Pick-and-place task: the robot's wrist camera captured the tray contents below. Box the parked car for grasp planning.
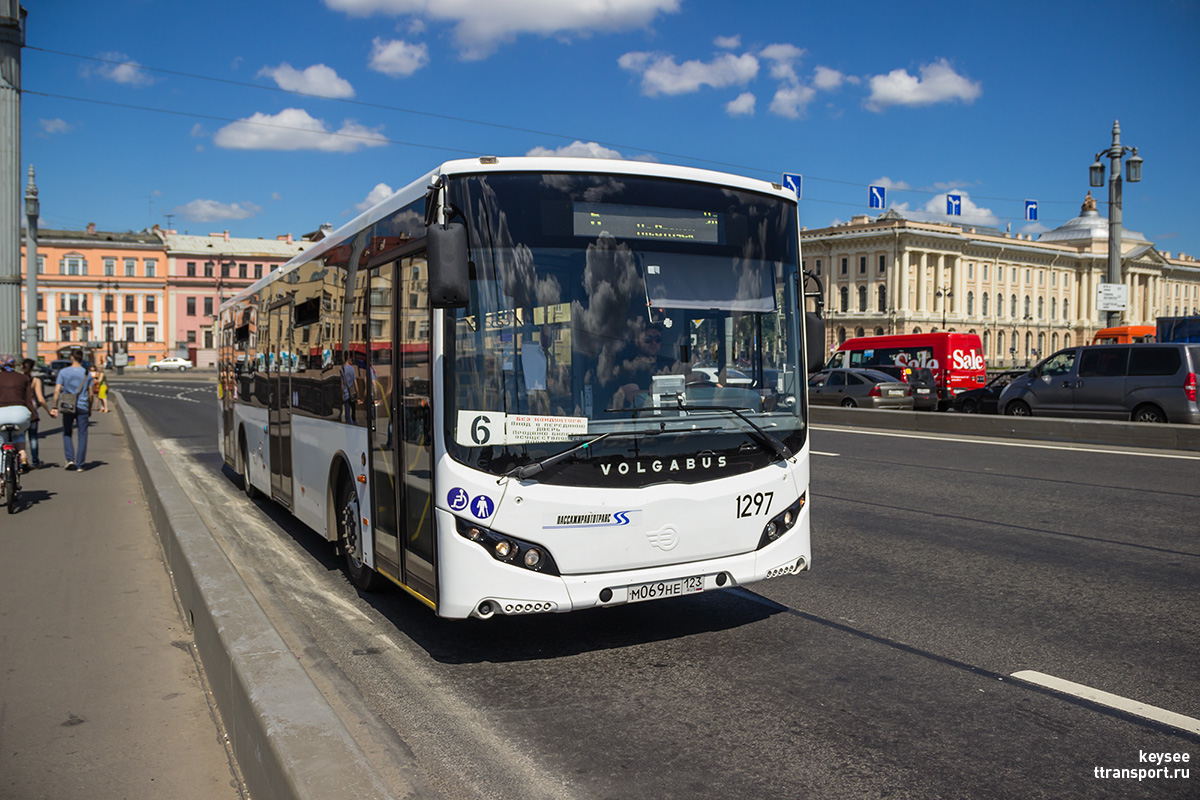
[807,368,914,410]
[873,364,939,411]
[952,370,1027,414]
[44,359,72,382]
[148,356,193,372]
[998,344,1200,423]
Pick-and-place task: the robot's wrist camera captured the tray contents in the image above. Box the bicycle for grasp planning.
[1,421,24,514]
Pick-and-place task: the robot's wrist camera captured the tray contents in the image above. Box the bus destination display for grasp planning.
[573,202,724,244]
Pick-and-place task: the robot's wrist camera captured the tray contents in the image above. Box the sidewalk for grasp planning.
[0,404,242,799]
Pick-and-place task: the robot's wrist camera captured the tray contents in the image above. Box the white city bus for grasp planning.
[217,157,825,619]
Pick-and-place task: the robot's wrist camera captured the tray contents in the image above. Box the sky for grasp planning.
[20,0,1200,258]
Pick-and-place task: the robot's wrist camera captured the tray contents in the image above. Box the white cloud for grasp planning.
[714,35,741,50]
[1021,222,1049,235]
[769,84,815,119]
[893,191,998,227]
[258,63,356,98]
[864,58,981,111]
[812,65,857,92]
[84,52,154,87]
[872,176,911,191]
[368,38,430,77]
[759,43,805,83]
[173,199,264,223]
[39,118,71,135]
[326,0,680,60]
[356,182,396,212]
[526,140,625,159]
[213,108,388,152]
[618,50,758,96]
[726,92,756,117]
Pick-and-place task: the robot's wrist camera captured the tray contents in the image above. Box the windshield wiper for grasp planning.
[505,432,616,480]
[675,397,792,461]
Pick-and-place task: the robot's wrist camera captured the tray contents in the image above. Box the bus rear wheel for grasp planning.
[338,480,383,592]
[240,434,260,499]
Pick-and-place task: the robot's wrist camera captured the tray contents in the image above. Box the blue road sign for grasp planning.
[1024,200,1038,221]
[868,185,886,210]
[782,173,802,198]
[946,194,962,216]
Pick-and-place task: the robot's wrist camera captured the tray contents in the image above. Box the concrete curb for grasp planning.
[116,397,398,800]
[810,406,1200,451]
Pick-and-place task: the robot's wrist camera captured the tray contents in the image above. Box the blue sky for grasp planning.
[22,0,1200,257]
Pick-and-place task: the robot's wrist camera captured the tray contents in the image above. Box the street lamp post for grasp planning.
[97,279,120,371]
[1090,120,1143,329]
[935,286,953,330]
[23,165,38,361]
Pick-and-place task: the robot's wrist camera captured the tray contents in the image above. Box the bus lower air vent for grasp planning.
[474,599,558,618]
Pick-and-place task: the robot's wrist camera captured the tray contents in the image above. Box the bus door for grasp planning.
[366,253,436,603]
[268,299,294,507]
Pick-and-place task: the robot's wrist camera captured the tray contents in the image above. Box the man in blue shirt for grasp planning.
[50,349,94,471]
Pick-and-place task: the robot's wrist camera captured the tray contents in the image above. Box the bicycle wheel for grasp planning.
[4,460,15,514]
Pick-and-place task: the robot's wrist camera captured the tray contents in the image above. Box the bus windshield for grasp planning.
[445,171,805,486]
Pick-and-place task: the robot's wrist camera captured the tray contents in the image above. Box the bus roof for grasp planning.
[220,157,795,313]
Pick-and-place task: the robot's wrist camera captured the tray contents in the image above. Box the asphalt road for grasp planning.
[116,375,1200,799]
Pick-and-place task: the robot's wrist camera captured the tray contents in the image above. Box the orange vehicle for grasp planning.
[1092,325,1155,345]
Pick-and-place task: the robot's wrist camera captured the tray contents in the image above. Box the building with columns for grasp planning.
[801,192,1200,368]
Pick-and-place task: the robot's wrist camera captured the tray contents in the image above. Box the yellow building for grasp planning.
[801,193,1200,367]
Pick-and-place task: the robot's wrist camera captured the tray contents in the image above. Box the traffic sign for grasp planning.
[868,185,886,210]
[1096,282,1128,312]
[946,194,962,216]
[1024,200,1038,221]
[782,173,802,198]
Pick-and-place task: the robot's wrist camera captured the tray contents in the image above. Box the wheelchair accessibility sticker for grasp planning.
[447,487,495,520]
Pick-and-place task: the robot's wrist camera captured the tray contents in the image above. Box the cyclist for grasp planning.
[0,354,34,472]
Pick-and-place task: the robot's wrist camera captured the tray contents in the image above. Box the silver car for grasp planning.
[999,344,1200,423]
[808,368,914,410]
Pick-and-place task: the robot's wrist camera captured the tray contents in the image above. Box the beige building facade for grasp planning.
[801,193,1200,368]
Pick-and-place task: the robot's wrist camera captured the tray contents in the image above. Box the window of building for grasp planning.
[841,257,848,275]
[145,259,157,277]
[145,325,156,342]
[187,330,196,344]
[879,255,886,273]
[1023,295,1031,318]
[104,325,113,343]
[125,295,135,312]
[104,257,116,276]
[997,294,1005,318]
[982,292,989,317]
[186,297,196,316]
[125,326,135,342]
[877,285,886,312]
[983,263,989,281]
[1038,270,1044,286]
[1064,298,1070,320]
[859,256,866,274]
[125,258,137,277]
[839,286,849,312]
[1051,297,1057,319]
[146,296,156,313]
[857,285,867,312]
[203,297,213,316]
[1012,267,1017,283]
[204,330,214,349]
[105,294,114,313]
[204,261,214,278]
[37,255,45,275]
[238,262,248,279]
[187,261,197,277]
[1011,295,1018,317]
[967,291,975,316]
[1037,296,1045,319]
[254,264,263,279]
[968,262,975,280]
[62,256,84,276]
[1025,268,1032,284]
[815,259,822,275]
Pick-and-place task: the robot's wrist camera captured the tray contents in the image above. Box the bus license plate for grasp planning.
[627,575,704,603]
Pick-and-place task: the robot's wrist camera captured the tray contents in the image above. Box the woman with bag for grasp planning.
[49,349,94,471]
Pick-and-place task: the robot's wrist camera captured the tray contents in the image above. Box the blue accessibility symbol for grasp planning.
[471,495,495,519]
[447,487,470,512]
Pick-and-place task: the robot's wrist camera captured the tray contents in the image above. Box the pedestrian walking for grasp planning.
[21,358,51,468]
[50,349,95,471]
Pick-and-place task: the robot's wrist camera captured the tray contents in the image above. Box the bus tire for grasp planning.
[338,478,383,592]
[240,433,260,500]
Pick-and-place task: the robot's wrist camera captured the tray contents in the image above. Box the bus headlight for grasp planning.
[757,493,805,550]
[454,517,560,575]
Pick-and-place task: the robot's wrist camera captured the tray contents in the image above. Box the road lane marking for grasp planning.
[812,425,1200,461]
[1011,670,1200,735]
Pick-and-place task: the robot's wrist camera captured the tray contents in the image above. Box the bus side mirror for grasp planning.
[428,221,470,308]
[805,312,825,374]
